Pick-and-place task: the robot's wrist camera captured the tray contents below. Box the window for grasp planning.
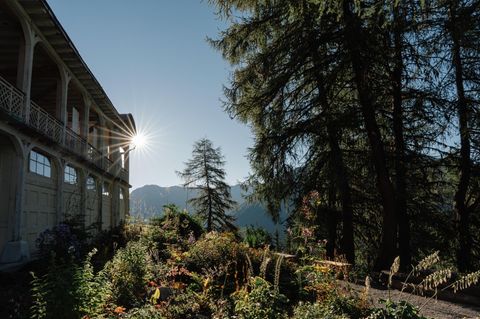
[29,150,51,178]
[102,183,110,196]
[119,189,124,200]
[119,147,125,168]
[64,165,77,184]
[86,176,96,191]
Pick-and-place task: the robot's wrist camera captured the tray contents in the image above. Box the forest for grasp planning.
[207,0,480,273]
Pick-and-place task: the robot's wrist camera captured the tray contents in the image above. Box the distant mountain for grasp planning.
[130,184,287,235]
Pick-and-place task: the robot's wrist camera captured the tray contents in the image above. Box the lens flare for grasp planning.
[131,131,147,149]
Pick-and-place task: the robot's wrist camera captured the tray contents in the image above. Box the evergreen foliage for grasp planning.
[177,138,237,232]
[208,0,480,272]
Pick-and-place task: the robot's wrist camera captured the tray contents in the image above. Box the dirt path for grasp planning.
[344,282,480,319]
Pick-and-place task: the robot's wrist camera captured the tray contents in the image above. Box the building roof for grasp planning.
[18,0,127,126]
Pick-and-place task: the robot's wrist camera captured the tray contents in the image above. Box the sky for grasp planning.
[45,1,253,190]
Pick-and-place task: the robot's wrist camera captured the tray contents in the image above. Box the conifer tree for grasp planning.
[177,138,237,232]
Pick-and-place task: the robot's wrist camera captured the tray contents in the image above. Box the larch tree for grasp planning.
[177,138,237,232]
[208,0,480,272]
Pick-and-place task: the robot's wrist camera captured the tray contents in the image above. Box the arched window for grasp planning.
[119,147,125,168]
[64,165,77,184]
[86,176,96,190]
[29,150,51,178]
[102,182,110,196]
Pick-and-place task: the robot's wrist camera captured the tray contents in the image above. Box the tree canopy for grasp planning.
[209,0,480,271]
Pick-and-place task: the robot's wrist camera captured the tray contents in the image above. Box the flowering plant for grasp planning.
[36,223,82,260]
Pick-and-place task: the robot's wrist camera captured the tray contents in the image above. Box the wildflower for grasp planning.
[187,231,196,244]
[113,306,125,314]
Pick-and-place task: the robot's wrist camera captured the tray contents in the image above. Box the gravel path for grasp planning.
[344,282,480,319]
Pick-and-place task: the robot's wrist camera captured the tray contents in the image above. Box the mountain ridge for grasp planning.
[130,184,286,234]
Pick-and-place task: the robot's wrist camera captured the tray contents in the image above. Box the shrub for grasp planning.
[243,226,272,248]
[36,223,83,261]
[89,222,129,266]
[151,204,204,243]
[30,261,80,319]
[123,305,166,319]
[158,288,211,319]
[30,249,109,319]
[188,232,247,294]
[321,295,369,319]
[293,302,340,319]
[292,297,368,319]
[101,240,153,308]
[367,300,428,319]
[188,232,241,270]
[233,276,288,319]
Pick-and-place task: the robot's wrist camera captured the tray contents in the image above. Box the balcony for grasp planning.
[0,75,127,180]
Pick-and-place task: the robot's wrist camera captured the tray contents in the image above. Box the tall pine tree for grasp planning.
[177,138,237,232]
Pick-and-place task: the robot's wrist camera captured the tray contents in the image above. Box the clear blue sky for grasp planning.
[45,1,253,190]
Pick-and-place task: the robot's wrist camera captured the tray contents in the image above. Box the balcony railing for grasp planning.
[0,75,128,181]
[29,101,63,144]
[0,76,25,121]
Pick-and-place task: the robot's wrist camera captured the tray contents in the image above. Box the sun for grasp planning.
[130,131,148,150]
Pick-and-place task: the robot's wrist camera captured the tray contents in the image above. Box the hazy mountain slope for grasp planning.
[130,184,286,234]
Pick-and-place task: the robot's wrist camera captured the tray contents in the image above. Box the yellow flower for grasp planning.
[203,277,211,290]
[150,288,161,304]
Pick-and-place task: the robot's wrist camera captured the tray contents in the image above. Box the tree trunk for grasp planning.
[325,181,337,260]
[203,145,213,232]
[449,1,472,272]
[312,42,356,265]
[327,123,355,265]
[392,4,411,270]
[342,0,397,270]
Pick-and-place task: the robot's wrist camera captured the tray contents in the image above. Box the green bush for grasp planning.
[292,296,368,319]
[187,232,247,294]
[243,226,272,248]
[30,249,109,319]
[101,240,153,308]
[367,299,428,319]
[123,305,166,319]
[188,232,243,270]
[233,276,288,319]
[30,261,80,319]
[159,288,211,319]
[151,204,204,243]
[293,302,344,319]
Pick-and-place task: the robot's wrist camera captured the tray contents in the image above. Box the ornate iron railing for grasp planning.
[0,76,25,121]
[0,75,129,181]
[29,101,64,144]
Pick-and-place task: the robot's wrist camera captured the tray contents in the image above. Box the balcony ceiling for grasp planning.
[18,0,125,125]
[0,4,22,85]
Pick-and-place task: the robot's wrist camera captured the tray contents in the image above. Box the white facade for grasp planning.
[0,0,134,264]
